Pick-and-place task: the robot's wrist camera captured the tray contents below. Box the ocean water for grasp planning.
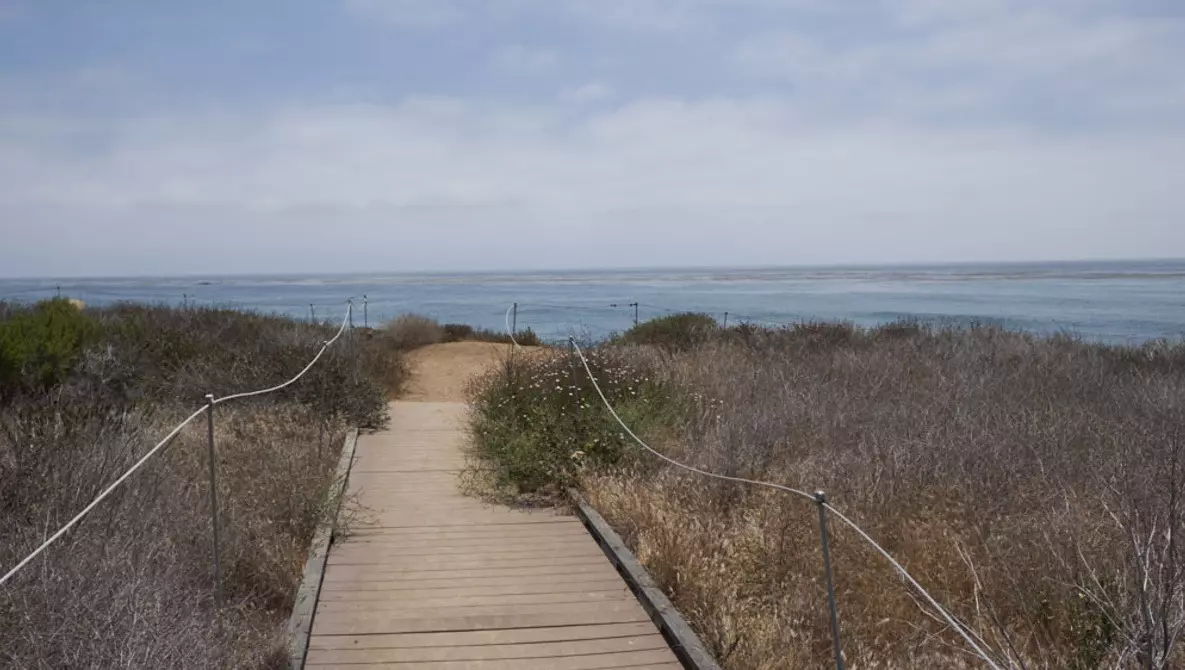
[2,260,1184,344]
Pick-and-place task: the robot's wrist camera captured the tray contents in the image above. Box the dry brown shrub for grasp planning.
[384,313,444,350]
[0,304,394,669]
[583,325,1185,669]
[0,406,354,669]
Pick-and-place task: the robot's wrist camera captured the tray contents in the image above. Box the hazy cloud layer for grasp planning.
[1,0,1182,276]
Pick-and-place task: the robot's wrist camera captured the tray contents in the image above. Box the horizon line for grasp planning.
[2,256,1184,282]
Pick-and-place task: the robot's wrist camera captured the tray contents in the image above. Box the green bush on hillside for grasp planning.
[0,299,97,394]
[614,312,717,352]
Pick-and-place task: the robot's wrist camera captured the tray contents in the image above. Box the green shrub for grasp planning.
[0,298,97,394]
[614,312,717,352]
[469,347,678,496]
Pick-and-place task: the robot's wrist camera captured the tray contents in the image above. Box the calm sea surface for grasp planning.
[2,260,1184,344]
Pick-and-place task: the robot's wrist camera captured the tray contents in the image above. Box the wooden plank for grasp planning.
[320,564,620,585]
[327,544,603,561]
[311,608,653,636]
[340,534,593,548]
[306,649,677,669]
[308,622,658,650]
[314,590,631,612]
[306,636,668,663]
[321,571,622,592]
[325,555,609,570]
[316,579,627,600]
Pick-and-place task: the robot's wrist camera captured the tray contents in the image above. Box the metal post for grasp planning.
[632,302,639,326]
[310,304,316,323]
[816,491,844,670]
[56,285,61,298]
[723,312,729,329]
[183,293,188,309]
[348,300,354,329]
[204,394,224,609]
[568,337,580,440]
[512,302,518,336]
[363,295,368,329]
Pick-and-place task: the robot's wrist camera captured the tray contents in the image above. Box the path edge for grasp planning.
[567,487,722,670]
[286,428,360,670]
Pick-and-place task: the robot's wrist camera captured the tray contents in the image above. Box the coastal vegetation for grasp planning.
[469,315,1185,668]
[0,299,397,668]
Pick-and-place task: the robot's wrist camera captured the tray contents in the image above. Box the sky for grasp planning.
[1,0,1183,277]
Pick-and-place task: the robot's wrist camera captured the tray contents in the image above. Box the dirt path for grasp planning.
[402,341,522,402]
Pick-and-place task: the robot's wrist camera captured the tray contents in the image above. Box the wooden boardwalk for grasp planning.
[306,401,682,669]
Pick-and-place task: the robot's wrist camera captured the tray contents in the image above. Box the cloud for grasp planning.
[734,3,1185,124]
[492,45,559,74]
[2,1,1184,276]
[561,82,614,103]
[2,96,1182,277]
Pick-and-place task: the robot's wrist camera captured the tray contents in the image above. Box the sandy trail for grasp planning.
[402,341,526,402]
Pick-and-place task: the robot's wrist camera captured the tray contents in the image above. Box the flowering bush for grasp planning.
[468,345,679,496]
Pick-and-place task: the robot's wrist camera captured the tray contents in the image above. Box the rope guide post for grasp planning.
[204,393,224,609]
[568,336,581,446]
[816,490,844,670]
[363,295,368,329]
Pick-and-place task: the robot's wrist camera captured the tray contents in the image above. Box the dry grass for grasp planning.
[382,313,541,351]
[0,303,395,669]
[384,314,445,349]
[470,321,1185,669]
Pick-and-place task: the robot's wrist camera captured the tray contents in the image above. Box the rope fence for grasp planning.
[0,299,356,596]
[504,303,1005,669]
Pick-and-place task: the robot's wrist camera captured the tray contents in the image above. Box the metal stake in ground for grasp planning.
[816,490,844,670]
[512,302,518,336]
[310,304,316,323]
[363,295,368,329]
[205,394,224,609]
[568,337,581,442]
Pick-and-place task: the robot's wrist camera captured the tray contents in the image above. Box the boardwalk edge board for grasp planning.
[287,428,360,670]
[567,488,723,670]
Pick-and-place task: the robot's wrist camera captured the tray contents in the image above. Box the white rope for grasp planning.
[571,339,814,502]
[504,304,521,350]
[569,337,1004,670]
[213,300,352,405]
[0,300,356,588]
[0,406,208,587]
